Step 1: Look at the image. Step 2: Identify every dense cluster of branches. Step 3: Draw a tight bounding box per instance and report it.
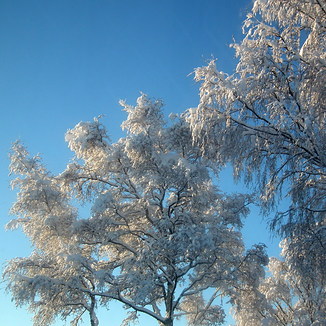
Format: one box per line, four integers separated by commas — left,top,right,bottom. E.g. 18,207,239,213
4,0,325,325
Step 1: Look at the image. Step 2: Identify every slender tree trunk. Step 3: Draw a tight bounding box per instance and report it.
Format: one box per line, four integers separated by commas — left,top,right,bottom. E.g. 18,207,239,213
90,312,99,326
89,296,99,326
160,283,174,326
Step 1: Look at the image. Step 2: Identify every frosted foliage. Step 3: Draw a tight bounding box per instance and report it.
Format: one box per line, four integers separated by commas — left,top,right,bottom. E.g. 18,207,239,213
7,142,76,253
186,2,326,323
178,293,225,326
65,117,110,160
232,238,325,326
4,252,99,326
120,93,164,135
230,244,270,326
186,0,326,237
5,142,103,326
4,94,265,326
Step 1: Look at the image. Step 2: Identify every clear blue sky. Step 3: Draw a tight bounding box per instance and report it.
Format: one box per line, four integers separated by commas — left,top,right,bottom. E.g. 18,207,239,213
0,0,281,325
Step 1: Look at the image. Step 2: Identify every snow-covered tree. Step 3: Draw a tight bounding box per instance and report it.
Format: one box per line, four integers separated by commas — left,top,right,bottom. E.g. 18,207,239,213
233,235,326,326
4,95,267,326
186,0,326,237
4,142,100,326
185,2,326,324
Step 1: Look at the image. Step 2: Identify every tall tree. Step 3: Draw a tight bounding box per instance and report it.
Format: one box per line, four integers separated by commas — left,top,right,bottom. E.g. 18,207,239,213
186,0,326,236
4,95,267,325
185,1,326,323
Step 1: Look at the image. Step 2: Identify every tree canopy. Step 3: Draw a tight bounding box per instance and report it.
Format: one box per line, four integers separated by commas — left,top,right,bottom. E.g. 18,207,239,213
187,0,325,236
5,95,268,326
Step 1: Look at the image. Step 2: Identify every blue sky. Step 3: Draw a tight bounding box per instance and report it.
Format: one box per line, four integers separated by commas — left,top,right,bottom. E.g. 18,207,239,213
0,0,281,325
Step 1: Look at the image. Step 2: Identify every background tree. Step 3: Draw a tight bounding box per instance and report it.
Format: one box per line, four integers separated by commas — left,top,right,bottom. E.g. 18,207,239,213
186,0,326,237
4,142,100,326
185,1,326,323
4,95,268,326
233,237,326,326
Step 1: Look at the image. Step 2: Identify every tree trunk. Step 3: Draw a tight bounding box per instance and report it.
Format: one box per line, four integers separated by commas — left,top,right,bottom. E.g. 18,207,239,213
89,296,99,326
90,313,99,326
159,318,173,326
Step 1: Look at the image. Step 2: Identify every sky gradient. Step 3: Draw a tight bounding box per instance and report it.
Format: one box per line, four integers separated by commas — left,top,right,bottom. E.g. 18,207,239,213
0,1,281,325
